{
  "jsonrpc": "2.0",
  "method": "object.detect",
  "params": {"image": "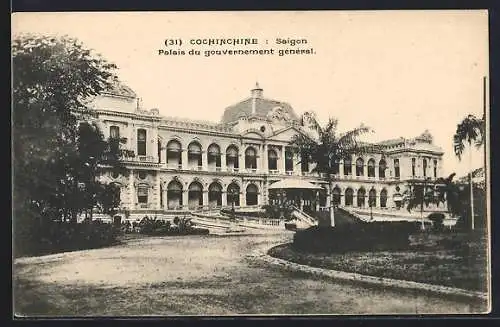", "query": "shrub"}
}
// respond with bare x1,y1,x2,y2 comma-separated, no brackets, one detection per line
292,221,420,253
